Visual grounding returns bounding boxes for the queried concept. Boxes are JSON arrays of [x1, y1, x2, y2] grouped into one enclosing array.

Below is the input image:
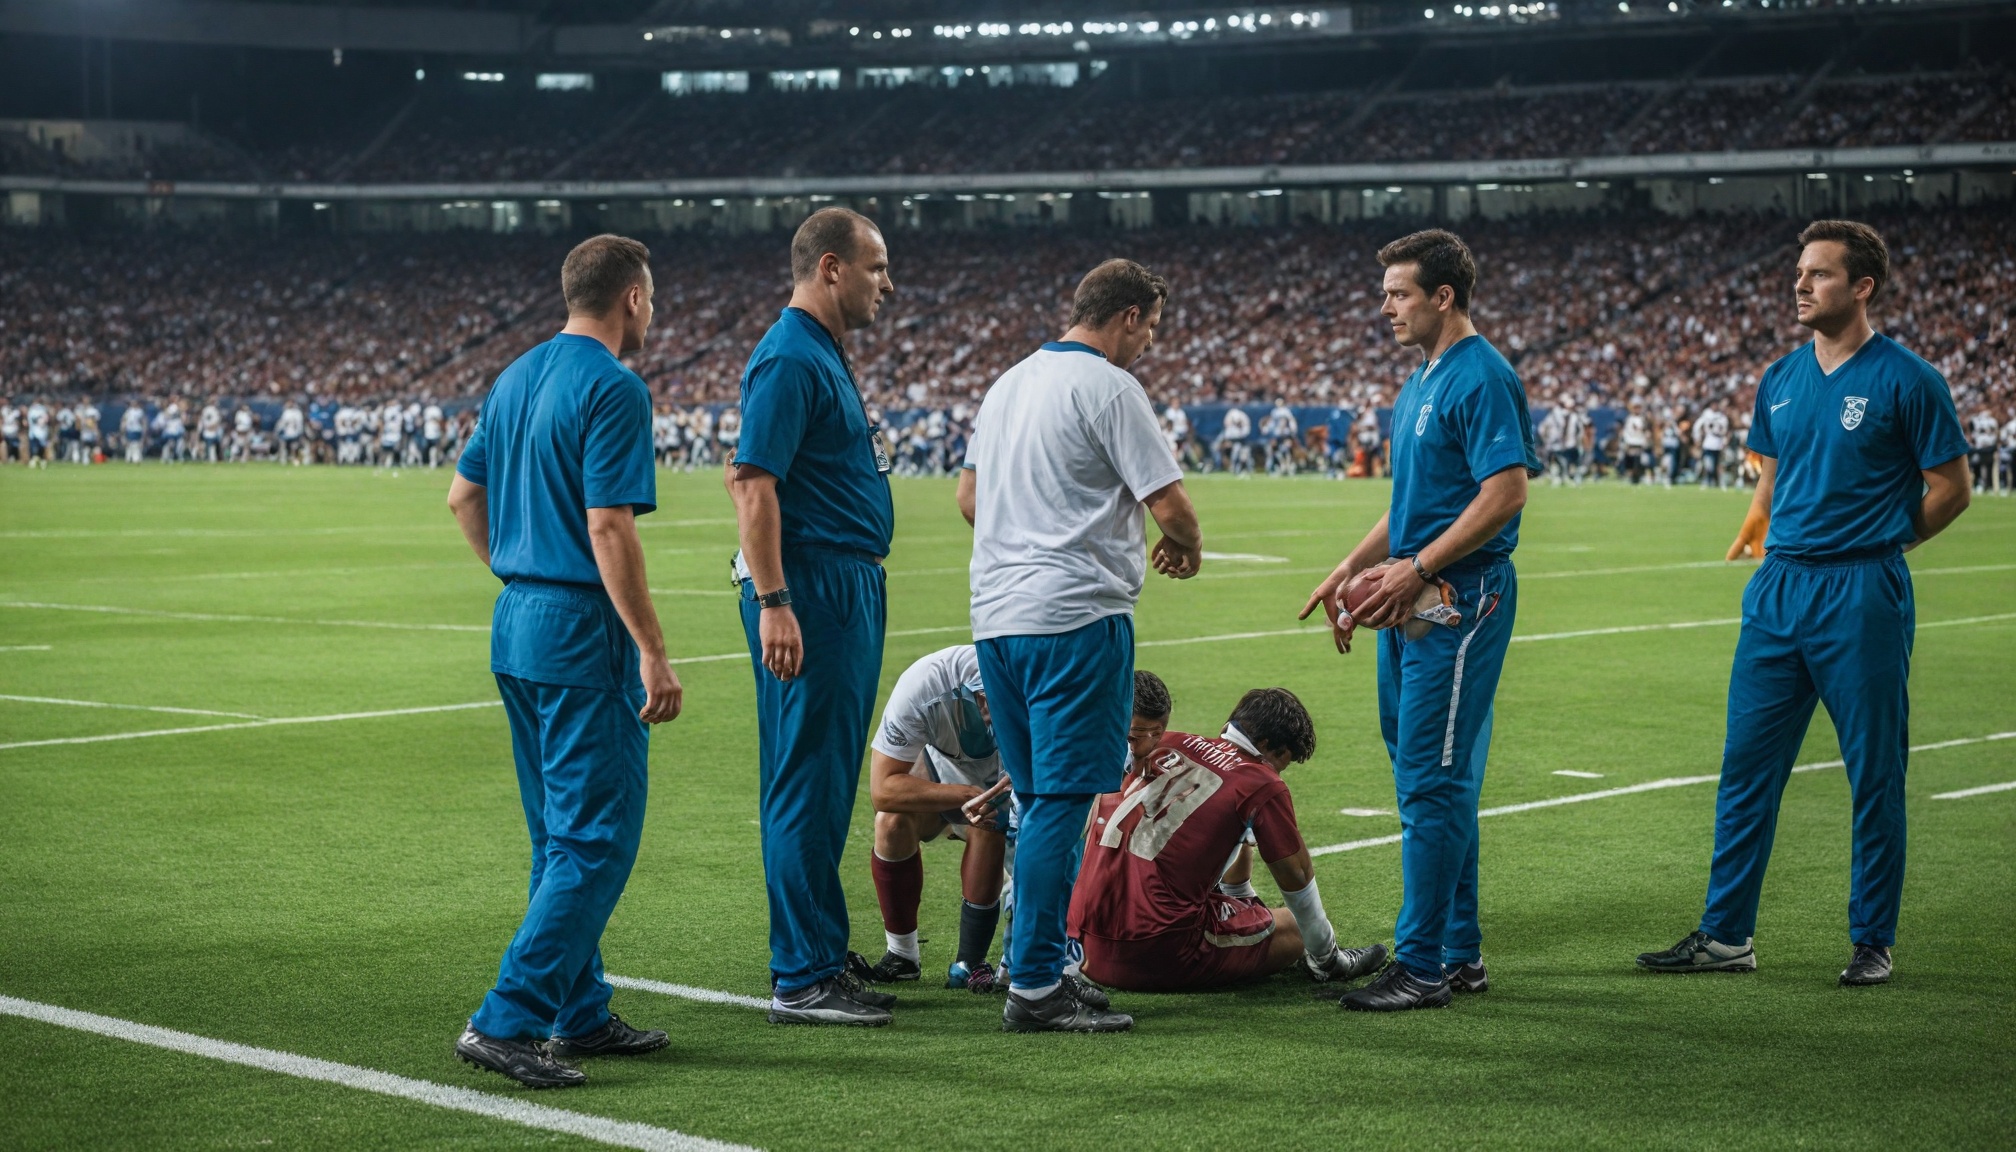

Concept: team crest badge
[[1415, 404, 1433, 435], [1841, 396, 1868, 430]]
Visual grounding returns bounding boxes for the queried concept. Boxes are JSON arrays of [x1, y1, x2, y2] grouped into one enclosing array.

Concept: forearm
[[589, 514, 667, 660], [956, 466, 976, 526], [1341, 513, 1391, 576], [872, 763, 978, 813], [1417, 468, 1526, 575], [729, 472, 788, 594], [1143, 482, 1200, 548], [446, 477, 490, 567], [1912, 458, 1972, 545]]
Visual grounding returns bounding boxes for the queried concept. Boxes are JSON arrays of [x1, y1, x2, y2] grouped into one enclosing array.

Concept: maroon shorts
[[1079, 924, 1278, 992]]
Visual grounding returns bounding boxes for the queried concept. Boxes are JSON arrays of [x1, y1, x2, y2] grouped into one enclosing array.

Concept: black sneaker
[[1303, 944, 1390, 984], [546, 1012, 669, 1059], [1338, 963, 1452, 1011], [1446, 960, 1489, 994], [848, 948, 921, 984], [455, 1025, 586, 1089], [1636, 931, 1756, 973], [1840, 944, 1892, 986], [1002, 984, 1133, 1033], [1063, 972, 1111, 1010], [835, 965, 898, 1009], [767, 976, 893, 1027]]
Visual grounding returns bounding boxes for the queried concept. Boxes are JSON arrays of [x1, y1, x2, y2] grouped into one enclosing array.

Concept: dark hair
[[561, 234, 651, 317], [791, 207, 878, 282], [1069, 259, 1170, 328], [1132, 670, 1172, 721], [1227, 687, 1315, 764], [1377, 228, 1477, 312], [1798, 219, 1889, 302]]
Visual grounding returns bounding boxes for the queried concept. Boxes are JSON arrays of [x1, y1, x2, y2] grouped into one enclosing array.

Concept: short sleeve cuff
[[1134, 468, 1185, 499], [455, 458, 486, 486], [1918, 442, 1969, 471], [1467, 447, 1531, 484], [733, 451, 788, 482], [870, 736, 920, 762], [586, 492, 657, 513]]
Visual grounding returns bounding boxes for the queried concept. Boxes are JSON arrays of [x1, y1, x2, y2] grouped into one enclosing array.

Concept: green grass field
[[2, 464, 2012, 1151]]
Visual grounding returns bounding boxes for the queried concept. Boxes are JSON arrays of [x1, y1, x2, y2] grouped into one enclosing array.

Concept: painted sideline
[[1306, 730, 2015, 857], [0, 995, 752, 1152], [0, 601, 488, 633], [0, 693, 264, 719], [605, 974, 770, 1010], [1933, 780, 2016, 800], [0, 702, 501, 752]]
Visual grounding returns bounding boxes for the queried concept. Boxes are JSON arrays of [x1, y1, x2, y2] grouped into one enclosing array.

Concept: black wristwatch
[[756, 587, 793, 609]]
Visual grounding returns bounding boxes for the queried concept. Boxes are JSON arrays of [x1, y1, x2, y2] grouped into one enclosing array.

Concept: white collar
[[1220, 723, 1262, 758]]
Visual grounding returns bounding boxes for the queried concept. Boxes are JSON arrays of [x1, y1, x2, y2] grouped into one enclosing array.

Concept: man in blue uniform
[[446, 234, 683, 1088], [1639, 220, 1971, 987], [728, 207, 898, 1026], [1303, 229, 1541, 1011]]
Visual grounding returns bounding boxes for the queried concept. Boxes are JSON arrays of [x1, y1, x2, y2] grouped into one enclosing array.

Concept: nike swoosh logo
[[1770, 400, 1792, 414]]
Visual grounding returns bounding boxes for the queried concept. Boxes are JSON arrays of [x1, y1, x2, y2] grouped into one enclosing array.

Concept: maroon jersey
[[1069, 732, 1305, 943]]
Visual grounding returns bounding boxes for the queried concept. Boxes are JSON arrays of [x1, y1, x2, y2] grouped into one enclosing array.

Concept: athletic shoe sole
[[455, 1049, 585, 1089], [1637, 955, 1757, 973], [765, 1007, 892, 1027], [999, 1017, 1133, 1034]]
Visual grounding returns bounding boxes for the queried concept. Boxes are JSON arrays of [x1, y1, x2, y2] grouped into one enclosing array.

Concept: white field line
[[0, 601, 488, 633], [0, 702, 501, 752], [1137, 610, 2016, 652], [0, 526, 444, 540], [76, 562, 469, 585], [605, 974, 770, 1010], [0, 995, 751, 1152], [669, 652, 747, 666], [1307, 729, 2016, 856], [0, 645, 52, 652], [1200, 551, 1291, 563], [1933, 780, 2016, 800], [636, 518, 737, 529], [888, 625, 970, 638], [1553, 770, 1605, 778], [0, 693, 263, 719]]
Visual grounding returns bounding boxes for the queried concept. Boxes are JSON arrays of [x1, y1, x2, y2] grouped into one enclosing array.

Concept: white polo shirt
[[964, 341, 1183, 641]]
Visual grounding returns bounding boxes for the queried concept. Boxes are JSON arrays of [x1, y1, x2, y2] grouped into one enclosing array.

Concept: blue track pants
[[1700, 552, 1914, 948]]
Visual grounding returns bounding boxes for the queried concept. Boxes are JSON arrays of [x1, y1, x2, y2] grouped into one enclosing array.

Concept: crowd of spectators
[[6, 70, 2007, 185], [6, 206, 2008, 462]]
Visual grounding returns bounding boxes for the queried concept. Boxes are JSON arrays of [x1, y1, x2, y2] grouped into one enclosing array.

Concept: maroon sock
[[870, 852, 924, 934]]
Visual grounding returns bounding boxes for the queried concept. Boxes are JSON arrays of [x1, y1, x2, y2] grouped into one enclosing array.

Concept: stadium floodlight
[[536, 73, 593, 91]]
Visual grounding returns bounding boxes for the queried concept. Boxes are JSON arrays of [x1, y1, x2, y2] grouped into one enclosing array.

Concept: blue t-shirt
[[456, 334, 656, 586], [735, 308, 894, 558], [1388, 335, 1543, 569], [1748, 333, 1968, 560]]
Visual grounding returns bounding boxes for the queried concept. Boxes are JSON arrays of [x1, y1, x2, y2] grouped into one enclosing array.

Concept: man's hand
[[1352, 559, 1426, 632], [1726, 505, 1769, 561], [760, 603, 804, 681], [639, 653, 683, 723], [1300, 560, 1362, 654], [1150, 532, 1201, 579]]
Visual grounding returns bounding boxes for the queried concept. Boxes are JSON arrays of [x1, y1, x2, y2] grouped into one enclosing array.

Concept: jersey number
[[1099, 763, 1223, 862]]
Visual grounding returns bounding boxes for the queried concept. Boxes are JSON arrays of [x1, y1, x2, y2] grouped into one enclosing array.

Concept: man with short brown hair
[[958, 257, 1202, 1033], [1302, 228, 1541, 1012], [728, 206, 899, 1026], [1639, 220, 1971, 987], [447, 232, 681, 1087]]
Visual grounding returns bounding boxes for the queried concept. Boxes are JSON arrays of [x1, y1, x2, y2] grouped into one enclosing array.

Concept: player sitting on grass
[[1069, 687, 1386, 993], [851, 645, 1016, 992]]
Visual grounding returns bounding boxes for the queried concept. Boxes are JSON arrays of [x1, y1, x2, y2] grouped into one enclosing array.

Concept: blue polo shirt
[[456, 333, 656, 586], [1387, 334, 1542, 570], [736, 308, 894, 558], [1748, 333, 1968, 560]]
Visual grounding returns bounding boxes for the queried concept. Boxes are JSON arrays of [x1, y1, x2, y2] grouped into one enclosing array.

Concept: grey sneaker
[[1445, 960, 1489, 994], [454, 1025, 586, 1089], [767, 976, 893, 1027], [1839, 944, 1892, 986], [1636, 931, 1756, 973], [1002, 984, 1133, 1033]]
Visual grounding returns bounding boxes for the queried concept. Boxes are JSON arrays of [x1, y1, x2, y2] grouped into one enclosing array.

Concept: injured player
[[1070, 687, 1387, 992], [853, 645, 1017, 992]]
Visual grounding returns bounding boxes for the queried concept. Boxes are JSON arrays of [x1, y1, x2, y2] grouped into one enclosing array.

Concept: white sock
[[885, 930, 920, 962], [1218, 879, 1258, 900], [1011, 980, 1062, 1000]]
